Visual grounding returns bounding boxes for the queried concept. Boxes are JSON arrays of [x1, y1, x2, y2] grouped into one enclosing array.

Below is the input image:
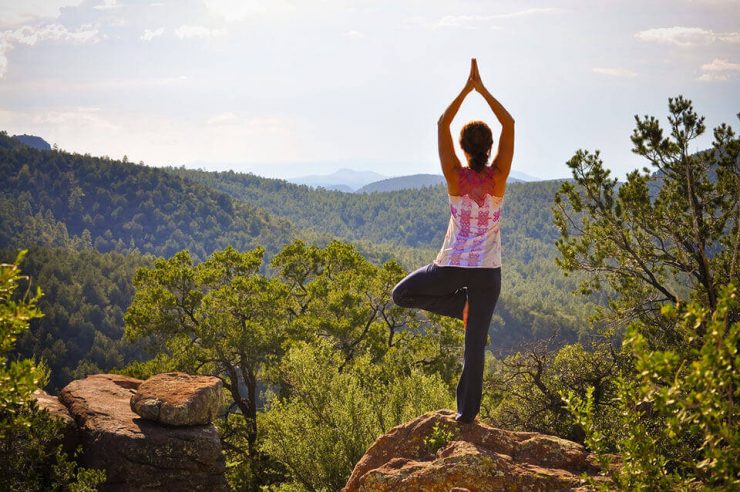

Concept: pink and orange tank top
[[433, 165, 503, 268]]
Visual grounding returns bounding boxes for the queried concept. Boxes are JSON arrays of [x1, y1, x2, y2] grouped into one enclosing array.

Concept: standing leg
[[391, 263, 467, 320], [455, 268, 501, 422]]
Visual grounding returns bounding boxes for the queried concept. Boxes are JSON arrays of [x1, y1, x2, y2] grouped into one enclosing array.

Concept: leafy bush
[[563, 283, 738, 490], [0, 249, 105, 491]]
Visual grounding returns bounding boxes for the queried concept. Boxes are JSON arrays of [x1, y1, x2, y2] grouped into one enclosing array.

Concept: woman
[[391, 58, 514, 423]]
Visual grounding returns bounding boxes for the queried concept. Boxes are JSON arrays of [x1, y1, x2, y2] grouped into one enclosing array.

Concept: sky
[[0, 0, 738, 180]]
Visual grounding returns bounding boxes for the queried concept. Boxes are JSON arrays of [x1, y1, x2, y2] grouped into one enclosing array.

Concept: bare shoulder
[[491, 166, 507, 198], [444, 166, 461, 195]]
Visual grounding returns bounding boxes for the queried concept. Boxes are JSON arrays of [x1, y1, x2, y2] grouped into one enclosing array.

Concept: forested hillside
[[1, 131, 599, 393], [356, 173, 446, 192], [161, 165, 566, 261], [162, 166, 602, 347], [0, 133, 293, 262]]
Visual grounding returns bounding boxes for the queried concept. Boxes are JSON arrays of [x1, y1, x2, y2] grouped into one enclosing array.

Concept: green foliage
[[0, 249, 46, 427], [424, 422, 456, 454], [563, 283, 738, 490], [164, 165, 601, 349], [552, 96, 739, 489], [122, 243, 290, 488], [0, 132, 294, 262], [2, 128, 601, 396], [484, 339, 620, 442], [553, 97, 738, 344], [0, 246, 155, 392], [121, 238, 459, 490], [0, 249, 105, 490], [258, 338, 453, 491], [161, 166, 565, 259]]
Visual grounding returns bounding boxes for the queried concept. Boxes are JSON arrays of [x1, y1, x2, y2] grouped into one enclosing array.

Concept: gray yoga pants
[[391, 262, 502, 422]]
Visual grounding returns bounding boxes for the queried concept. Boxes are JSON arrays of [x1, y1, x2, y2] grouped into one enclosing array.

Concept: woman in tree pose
[[392, 58, 515, 423]]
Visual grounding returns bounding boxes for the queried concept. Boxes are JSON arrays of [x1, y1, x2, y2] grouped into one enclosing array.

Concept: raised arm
[[437, 63, 476, 187], [477, 86, 515, 196]]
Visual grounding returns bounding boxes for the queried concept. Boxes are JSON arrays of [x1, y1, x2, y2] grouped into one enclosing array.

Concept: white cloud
[[697, 57, 740, 81], [2, 23, 99, 45], [0, 42, 9, 77], [592, 67, 638, 77], [25, 107, 120, 132], [635, 26, 740, 47], [407, 8, 560, 30], [701, 57, 740, 72], [94, 0, 119, 10], [140, 27, 165, 41], [0, 0, 85, 28], [203, 0, 297, 22], [205, 112, 294, 136], [698, 72, 729, 81], [0, 23, 100, 78], [206, 112, 241, 126], [343, 30, 365, 40], [175, 25, 227, 39]]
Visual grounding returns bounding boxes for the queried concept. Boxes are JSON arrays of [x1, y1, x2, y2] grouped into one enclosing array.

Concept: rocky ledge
[[35, 373, 228, 491], [343, 409, 609, 492]]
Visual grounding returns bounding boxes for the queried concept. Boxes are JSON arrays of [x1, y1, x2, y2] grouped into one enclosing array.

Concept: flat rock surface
[[130, 371, 223, 426], [59, 373, 227, 491], [343, 408, 607, 492]]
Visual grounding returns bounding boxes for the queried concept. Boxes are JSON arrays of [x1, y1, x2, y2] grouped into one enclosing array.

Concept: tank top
[[433, 165, 503, 268]]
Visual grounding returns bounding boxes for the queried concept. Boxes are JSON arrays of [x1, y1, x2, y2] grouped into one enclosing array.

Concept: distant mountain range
[[356, 171, 538, 193], [287, 169, 386, 191], [290, 169, 540, 193], [508, 170, 540, 182], [357, 174, 445, 193]]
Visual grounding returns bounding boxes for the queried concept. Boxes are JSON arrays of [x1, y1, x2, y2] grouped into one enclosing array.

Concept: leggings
[[391, 262, 501, 421]]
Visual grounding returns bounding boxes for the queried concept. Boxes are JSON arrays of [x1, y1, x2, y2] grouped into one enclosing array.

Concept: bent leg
[[391, 263, 467, 320], [455, 268, 501, 421]]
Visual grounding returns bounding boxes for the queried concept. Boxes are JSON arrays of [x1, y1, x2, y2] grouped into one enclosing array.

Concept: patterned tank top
[[433, 165, 503, 268]]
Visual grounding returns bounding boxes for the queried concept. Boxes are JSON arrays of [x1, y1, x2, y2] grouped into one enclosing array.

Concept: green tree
[[484, 336, 620, 443], [122, 245, 289, 483], [553, 96, 738, 489], [121, 239, 464, 490], [258, 337, 452, 491], [553, 97, 738, 346], [564, 283, 738, 490], [0, 249, 105, 491]]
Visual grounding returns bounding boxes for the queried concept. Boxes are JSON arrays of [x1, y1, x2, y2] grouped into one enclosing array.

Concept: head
[[459, 120, 493, 172]]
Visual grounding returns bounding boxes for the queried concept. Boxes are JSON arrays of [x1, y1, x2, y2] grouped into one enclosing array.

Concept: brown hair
[[459, 120, 493, 172]]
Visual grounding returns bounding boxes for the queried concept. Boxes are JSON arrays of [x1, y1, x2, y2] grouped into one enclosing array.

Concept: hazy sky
[[0, 0, 738, 180]]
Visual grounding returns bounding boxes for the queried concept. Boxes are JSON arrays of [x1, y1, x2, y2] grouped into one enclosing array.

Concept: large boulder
[[58, 373, 228, 491], [343, 408, 608, 491], [130, 371, 222, 426]]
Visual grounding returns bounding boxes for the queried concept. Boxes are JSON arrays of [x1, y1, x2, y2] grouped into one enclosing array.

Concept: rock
[[130, 371, 223, 426], [32, 388, 79, 454], [342, 408, 608, 492], [59, 373, 227, 491]]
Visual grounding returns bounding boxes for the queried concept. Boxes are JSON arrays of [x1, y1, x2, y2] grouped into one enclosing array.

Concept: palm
[[465, 58, 485, 93]]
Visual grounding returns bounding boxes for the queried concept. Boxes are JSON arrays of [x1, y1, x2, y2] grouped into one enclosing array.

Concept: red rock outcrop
[[343, 408, 608, 492], [130, 371, 222, 426], [58, 373, 228, 491]]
